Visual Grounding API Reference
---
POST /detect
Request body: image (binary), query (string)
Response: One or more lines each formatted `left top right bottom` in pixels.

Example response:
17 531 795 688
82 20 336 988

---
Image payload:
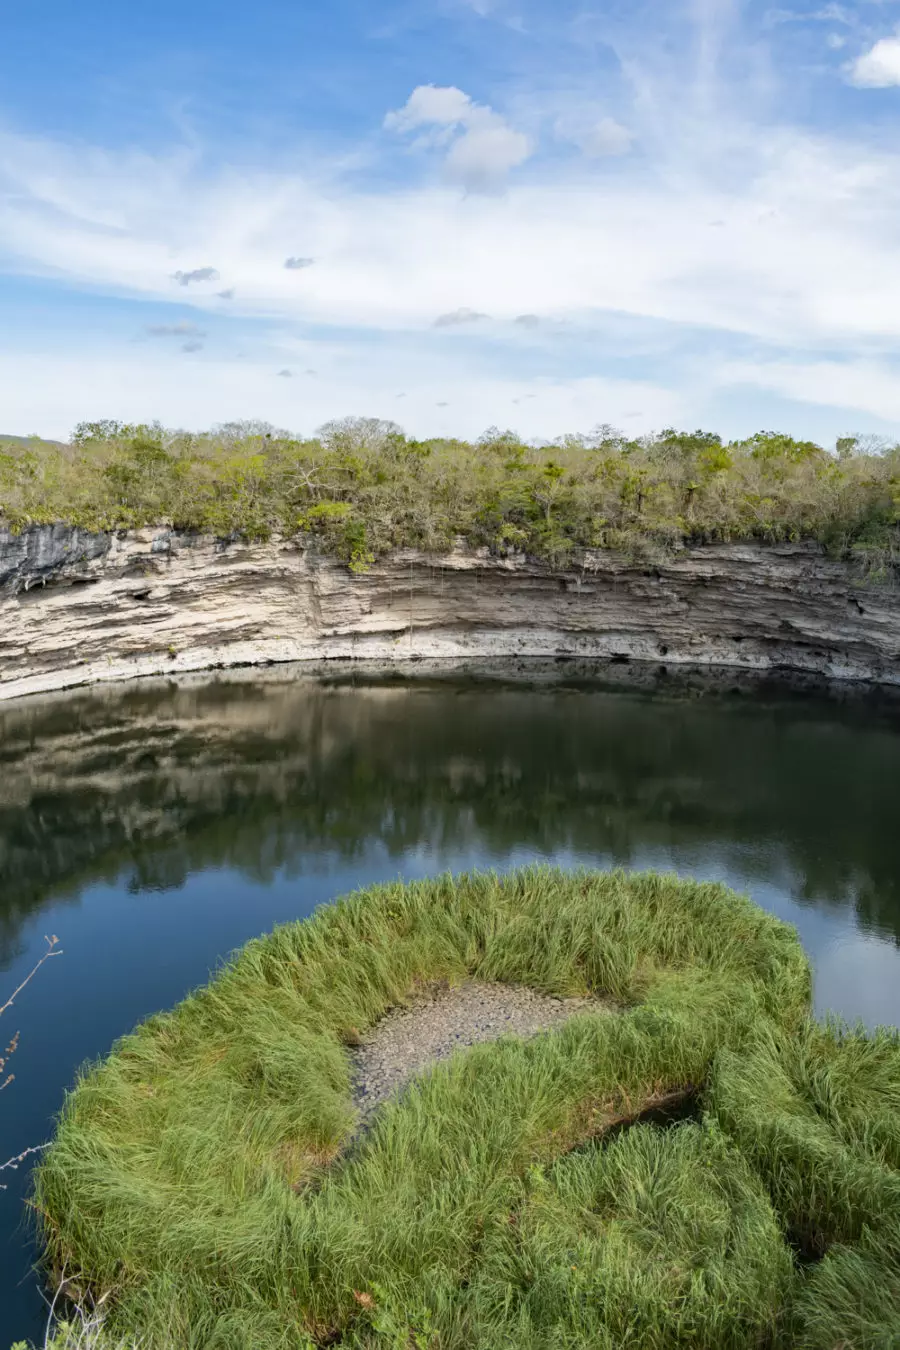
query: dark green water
2 662 900 1345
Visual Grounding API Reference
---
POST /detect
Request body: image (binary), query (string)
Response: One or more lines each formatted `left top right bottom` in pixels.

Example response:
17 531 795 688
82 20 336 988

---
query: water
1 660 900 1345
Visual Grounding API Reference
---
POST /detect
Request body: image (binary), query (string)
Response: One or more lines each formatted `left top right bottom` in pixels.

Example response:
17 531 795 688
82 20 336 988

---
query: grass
28 866 900 1348
2 418 899 574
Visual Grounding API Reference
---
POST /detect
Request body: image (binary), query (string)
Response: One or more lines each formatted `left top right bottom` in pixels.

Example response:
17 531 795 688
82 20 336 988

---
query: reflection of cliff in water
1 662 899 965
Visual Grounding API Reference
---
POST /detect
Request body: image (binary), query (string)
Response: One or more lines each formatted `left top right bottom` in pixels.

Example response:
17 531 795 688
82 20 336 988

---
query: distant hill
0 433 66 448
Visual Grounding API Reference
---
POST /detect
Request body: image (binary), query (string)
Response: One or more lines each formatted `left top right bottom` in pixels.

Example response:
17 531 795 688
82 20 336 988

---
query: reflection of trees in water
0 669 899 966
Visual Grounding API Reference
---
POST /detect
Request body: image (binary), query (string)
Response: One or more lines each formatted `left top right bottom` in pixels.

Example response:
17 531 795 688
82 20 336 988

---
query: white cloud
7 33 900 442
716 355 900 422
13 337 900 441
0 346 689 442
385 84 531 190
443 112 531 189
847 32 900 87
577 117 634 157
2 114 900 364
826 33 846 50
6 120 900 354
384 85 474 132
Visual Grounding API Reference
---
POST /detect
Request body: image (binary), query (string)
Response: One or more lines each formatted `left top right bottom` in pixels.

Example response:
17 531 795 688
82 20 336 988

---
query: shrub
1 420 897 572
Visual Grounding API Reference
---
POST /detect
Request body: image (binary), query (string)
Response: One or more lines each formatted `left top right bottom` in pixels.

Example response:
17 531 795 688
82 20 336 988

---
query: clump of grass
29 866 900 1349
708 1020 900 1254
707 1018 900 1346
452 1119 794 1349
793 1221 900 1349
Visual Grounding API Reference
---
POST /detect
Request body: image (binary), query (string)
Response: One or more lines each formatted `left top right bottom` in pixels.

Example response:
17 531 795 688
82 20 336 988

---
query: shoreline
4 632 900 704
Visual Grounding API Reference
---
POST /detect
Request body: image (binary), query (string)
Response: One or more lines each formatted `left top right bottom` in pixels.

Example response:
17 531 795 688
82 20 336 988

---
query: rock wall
1 524 899 700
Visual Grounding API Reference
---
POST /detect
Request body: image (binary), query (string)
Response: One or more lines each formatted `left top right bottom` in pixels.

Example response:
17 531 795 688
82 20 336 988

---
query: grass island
31 867 900 1349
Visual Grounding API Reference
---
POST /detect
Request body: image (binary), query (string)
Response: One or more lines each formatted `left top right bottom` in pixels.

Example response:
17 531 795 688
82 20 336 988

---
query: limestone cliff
1 524 898 699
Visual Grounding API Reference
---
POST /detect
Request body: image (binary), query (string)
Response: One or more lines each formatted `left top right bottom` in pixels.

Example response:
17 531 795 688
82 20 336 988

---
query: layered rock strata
1 524 898 699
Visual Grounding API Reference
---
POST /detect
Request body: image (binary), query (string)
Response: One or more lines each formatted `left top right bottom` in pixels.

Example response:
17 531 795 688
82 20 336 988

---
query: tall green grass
707 1019 900 1347
30 868 900 1348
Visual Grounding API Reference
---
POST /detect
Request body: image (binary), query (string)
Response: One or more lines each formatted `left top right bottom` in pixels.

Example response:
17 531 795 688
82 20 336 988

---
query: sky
3 0 900 444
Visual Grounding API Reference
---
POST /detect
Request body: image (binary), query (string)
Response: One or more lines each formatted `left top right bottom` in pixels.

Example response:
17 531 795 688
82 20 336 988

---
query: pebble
349 980 608 1121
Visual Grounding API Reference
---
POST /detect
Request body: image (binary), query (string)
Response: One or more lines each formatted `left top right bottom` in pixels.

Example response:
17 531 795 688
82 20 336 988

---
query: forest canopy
1 418 898 574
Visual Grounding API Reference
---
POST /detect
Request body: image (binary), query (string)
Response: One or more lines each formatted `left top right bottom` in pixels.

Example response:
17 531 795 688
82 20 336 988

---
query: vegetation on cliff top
30 866 900 1348
1 418 899 573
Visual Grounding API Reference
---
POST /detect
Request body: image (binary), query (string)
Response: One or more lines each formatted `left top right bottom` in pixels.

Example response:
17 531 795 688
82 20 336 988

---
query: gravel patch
350 980 611 1121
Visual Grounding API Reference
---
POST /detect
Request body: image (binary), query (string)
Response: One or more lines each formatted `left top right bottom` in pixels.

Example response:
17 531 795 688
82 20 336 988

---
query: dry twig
1 935 63 1188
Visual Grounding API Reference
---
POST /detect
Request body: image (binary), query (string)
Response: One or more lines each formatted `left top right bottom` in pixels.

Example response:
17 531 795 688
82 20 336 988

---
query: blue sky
3 0 900 443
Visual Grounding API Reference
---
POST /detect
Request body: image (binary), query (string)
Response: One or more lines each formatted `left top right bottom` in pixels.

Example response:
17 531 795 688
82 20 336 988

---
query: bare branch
0 935 62 1020
0 1141 51 1188
2 934 63 1189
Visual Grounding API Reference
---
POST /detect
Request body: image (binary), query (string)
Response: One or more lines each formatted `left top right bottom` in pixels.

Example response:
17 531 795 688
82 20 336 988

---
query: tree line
1 417 897 574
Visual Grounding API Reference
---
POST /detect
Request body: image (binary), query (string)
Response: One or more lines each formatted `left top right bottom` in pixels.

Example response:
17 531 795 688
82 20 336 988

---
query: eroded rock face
0 525 898 699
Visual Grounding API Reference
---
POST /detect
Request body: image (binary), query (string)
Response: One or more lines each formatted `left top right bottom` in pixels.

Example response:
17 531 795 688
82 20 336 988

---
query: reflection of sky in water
394 838 900 1029
813 933 900 1027
12 832 888 1079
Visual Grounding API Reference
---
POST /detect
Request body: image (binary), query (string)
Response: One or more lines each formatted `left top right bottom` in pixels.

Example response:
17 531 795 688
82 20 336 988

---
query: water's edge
2 523 899 700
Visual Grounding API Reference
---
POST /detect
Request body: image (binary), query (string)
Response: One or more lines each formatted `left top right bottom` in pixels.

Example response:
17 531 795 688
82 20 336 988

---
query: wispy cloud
555 115 634 158
147 322 206 338
5 114 900 358
718 355 900 423
578 118 634 157
6 1 900 439
816 3 854 23
763 4 856 26
277 368 293 377
434 307 490 327
181 340 203 353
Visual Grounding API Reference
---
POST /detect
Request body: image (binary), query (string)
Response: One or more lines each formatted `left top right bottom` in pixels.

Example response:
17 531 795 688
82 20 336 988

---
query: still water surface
1 662 900 1344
